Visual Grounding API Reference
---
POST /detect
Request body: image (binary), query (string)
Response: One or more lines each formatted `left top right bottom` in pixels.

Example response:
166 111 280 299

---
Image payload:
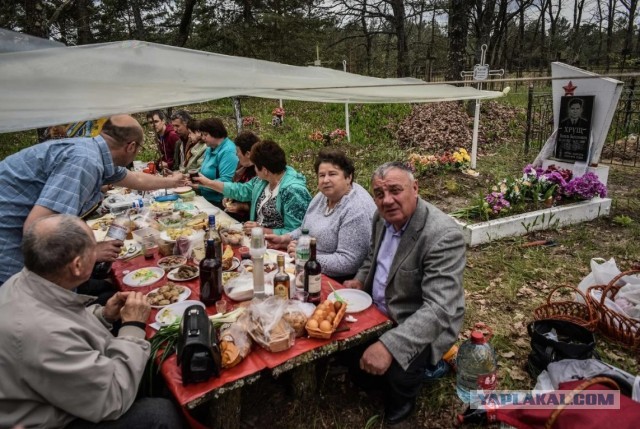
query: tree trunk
174 0 196 47
390 0 409 77
75 0 93 45
447 0 470 82
232 97 243 133
570 0 586 62
605 0 617 72
129 0 146 41
474 0 497 64
24 0 47 38
621 0 638 57
360 0 373 76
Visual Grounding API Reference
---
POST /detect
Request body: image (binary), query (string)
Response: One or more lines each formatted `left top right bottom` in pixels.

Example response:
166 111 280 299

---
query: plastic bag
247 296 294 352
617 282 640 320
576 258 620 303
282 300 314 337
224 270 254 301
175 229 204 258
219 318 252 369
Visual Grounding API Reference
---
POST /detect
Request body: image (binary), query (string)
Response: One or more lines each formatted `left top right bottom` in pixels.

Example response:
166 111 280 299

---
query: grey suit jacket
355 198 465 370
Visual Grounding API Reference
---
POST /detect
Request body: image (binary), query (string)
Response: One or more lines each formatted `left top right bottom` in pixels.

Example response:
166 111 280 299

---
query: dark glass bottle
199 239 222 306
303 237 321 304
209 216 222 255
273 254 290 299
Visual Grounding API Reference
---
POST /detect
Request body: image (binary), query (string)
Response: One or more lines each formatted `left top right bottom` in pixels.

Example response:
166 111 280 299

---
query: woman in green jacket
193 139 311 235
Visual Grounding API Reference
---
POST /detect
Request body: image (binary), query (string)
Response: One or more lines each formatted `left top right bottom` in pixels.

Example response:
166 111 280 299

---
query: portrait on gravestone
555 96 594 162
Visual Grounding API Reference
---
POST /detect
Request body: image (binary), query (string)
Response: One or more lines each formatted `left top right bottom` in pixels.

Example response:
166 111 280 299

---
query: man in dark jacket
147 110 180 170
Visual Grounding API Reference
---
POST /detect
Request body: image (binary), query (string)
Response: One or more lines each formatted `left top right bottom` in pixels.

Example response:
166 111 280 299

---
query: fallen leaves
395 101 525 154
504 366 528 381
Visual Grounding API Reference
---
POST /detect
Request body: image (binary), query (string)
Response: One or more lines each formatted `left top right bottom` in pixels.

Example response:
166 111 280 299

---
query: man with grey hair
0 114 189 285
344 161 465 425
0 214 182 428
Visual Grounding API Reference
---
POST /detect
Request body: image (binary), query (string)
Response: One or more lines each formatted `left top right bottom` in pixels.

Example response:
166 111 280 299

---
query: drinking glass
215 300 228 315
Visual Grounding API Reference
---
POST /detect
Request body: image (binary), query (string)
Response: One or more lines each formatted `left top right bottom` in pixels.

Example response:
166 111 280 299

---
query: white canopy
0 40 504 133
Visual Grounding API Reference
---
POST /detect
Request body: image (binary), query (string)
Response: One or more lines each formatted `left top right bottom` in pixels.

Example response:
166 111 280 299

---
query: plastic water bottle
293 228 310 294
456 330 497 404
109 198 149 215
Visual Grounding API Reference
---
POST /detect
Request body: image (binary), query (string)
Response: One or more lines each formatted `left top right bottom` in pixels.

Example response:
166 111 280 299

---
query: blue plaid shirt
0 136 127 284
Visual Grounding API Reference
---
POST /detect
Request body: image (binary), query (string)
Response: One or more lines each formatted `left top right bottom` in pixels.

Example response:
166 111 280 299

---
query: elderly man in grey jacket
344 162 465 425
0 214 182 429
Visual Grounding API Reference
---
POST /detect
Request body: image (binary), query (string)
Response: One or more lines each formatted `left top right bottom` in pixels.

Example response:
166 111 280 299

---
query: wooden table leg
208 388 242 429
287 362 317 400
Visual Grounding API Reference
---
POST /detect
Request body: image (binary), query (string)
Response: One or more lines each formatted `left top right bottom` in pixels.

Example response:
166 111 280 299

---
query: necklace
323 187 352 217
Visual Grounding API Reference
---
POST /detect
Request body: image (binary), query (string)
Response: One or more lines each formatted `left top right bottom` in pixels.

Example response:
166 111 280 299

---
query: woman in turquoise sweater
196 118 238 208
195 140 311 235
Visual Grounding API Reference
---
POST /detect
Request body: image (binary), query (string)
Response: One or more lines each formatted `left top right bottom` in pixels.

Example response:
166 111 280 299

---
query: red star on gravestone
563 81 577 96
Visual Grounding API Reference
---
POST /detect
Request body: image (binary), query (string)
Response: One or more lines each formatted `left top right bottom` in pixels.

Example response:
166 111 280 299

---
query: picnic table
108 196 392 428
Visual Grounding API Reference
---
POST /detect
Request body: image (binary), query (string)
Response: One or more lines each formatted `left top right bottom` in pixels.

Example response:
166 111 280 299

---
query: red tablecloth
112 253 390 407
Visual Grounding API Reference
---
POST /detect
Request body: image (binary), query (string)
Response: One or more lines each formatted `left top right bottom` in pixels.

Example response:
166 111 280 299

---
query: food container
131 227 161 246
157 215 185 230
177 190 196 202
158 240 175 257
220 227 244 246
305 300 348 339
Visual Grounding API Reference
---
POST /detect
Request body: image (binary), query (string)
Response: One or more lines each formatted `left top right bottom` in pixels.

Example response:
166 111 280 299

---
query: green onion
328 283 346 304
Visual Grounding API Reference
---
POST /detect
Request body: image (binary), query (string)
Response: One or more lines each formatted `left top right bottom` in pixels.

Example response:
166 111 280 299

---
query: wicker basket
533 285 599 332
586 270 640 351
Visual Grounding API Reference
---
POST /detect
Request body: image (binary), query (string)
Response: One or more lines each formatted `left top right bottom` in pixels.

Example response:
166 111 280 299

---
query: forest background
3 0 640 83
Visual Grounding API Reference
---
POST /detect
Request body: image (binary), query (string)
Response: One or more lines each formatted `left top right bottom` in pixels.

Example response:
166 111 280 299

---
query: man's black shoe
384 399 415 425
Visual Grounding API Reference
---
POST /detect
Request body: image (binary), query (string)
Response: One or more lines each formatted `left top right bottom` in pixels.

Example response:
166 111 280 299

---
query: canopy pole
471 98 480 169
343 60 350 142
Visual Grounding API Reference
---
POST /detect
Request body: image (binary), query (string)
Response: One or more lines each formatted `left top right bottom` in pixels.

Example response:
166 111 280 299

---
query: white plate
224 257 240 272
328 289 373 313
265 248 294 264
122 267 165 287
155 300 205 327
117 241 142 259
167 266 199 281
157 255 188 271
146 285 192 308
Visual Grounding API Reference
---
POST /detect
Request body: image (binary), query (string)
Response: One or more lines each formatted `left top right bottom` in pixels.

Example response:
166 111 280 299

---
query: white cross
460 44 505 169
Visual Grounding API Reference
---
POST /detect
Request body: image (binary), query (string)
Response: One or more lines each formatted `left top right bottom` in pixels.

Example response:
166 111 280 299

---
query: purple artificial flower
562 172 607 200
523 164 544 179
542 170 567 188
485 192 511 214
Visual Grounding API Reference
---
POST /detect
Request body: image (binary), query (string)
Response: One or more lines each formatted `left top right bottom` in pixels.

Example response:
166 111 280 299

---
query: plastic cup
188 169 199 181
293 289 309 302
215 300 227 315
142 239 158 260
238 246 251 260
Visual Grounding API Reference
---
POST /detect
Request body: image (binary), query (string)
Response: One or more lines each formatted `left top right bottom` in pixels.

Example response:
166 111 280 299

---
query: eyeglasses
130 140 144 151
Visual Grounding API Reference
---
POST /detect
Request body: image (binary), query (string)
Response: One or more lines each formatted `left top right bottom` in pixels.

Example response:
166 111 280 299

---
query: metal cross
460 44 505 169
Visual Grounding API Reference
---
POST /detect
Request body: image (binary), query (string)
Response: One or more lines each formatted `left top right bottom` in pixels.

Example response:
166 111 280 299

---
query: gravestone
534 63 623 186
